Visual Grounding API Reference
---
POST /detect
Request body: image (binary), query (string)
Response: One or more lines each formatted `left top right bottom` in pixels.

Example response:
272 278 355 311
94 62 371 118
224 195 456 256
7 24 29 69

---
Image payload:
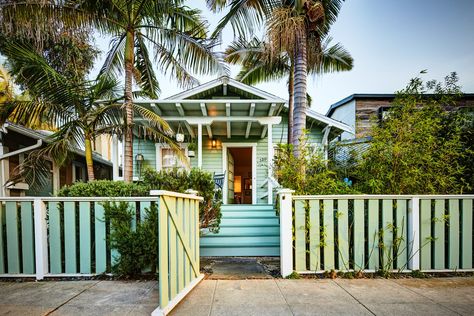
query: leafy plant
57 180 148 198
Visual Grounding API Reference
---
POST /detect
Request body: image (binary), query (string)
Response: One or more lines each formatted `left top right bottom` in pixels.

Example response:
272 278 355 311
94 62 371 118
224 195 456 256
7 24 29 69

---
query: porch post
197 123 203 169
279 189 294 278
267 123 273 204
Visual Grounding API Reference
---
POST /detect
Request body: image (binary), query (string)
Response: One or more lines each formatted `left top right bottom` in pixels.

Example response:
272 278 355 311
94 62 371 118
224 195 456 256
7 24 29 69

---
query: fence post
278 189 294 278
407 197 420 271
33 199 48 280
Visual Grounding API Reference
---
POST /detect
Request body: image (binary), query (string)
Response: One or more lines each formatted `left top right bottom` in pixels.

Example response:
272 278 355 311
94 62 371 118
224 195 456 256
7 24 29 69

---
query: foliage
102 201 158 277
57 180 148 198
142 168 222 231
354 72 472 194
273 137 357 195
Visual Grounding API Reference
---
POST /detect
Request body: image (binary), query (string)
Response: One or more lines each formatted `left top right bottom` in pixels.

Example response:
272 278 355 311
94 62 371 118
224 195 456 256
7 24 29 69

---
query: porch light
176 133 185 143
135 153 145 163
211 138 217 148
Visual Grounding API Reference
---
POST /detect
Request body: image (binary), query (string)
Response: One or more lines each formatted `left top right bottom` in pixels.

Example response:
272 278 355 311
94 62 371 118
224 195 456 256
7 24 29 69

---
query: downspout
322 125 332 164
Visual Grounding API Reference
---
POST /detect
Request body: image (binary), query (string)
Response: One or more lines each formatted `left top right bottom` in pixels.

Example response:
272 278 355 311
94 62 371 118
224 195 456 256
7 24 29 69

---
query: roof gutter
0 139 43 161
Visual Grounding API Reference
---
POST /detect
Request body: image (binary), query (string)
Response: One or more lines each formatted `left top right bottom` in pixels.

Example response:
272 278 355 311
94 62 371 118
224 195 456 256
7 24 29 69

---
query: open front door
227 149 234 204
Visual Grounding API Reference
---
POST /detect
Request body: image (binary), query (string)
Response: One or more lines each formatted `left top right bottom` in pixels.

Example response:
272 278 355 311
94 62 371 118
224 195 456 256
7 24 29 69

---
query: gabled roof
3 122 112 166
165 76 287 103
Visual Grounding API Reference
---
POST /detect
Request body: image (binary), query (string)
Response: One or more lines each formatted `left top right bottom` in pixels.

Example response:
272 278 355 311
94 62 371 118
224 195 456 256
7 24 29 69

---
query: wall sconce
135 153 145 163
211 138 217 148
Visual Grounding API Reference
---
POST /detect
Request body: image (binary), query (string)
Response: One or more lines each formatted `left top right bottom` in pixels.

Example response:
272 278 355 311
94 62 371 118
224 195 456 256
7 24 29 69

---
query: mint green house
122 76 353 255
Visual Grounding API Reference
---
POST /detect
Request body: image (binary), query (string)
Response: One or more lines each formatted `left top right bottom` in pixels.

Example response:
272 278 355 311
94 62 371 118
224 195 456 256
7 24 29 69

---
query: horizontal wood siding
133 139 156 178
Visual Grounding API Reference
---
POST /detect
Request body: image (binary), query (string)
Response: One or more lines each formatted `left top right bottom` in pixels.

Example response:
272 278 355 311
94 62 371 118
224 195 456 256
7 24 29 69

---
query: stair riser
221 204 274 211
200 236 280 246
214 226 280 235
220 218 279 226
200 247 280 257
221 211 277 218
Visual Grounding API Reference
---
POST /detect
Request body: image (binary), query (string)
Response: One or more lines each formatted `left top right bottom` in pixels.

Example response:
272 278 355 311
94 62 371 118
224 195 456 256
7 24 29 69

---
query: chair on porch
213 171 225 200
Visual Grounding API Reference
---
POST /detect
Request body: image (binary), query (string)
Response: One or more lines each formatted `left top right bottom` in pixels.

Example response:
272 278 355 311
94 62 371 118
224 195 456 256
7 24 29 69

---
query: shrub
273 140 357 195
57 179 148 197
141 168 221 231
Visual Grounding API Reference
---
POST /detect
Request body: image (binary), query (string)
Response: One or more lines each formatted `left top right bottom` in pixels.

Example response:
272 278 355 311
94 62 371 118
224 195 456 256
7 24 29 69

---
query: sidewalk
0 277 473 315
170 277 474 316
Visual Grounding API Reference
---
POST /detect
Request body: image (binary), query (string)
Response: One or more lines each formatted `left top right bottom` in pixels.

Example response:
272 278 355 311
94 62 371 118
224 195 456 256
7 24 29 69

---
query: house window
156 144 189 171
378 106 391 121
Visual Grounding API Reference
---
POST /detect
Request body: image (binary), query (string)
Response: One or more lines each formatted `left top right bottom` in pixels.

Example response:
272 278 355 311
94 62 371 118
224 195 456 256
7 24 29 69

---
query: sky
7 0 473 115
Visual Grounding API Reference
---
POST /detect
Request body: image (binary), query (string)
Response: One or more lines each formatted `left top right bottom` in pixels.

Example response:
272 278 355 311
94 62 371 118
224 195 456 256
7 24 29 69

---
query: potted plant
187 141 197 157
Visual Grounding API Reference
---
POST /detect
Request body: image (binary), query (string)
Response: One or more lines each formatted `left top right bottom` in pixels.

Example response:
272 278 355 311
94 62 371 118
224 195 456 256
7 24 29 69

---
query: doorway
223 144 256 204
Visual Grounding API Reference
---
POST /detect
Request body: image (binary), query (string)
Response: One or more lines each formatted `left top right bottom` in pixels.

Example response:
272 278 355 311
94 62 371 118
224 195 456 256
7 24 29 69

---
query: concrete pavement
0 277 473 315
170 277 474 316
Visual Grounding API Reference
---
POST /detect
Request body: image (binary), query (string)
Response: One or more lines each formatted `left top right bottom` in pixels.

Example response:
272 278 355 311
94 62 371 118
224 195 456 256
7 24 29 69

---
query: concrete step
219 217 280 226
200 236 280 246
200 246 280 257
212 226 280 236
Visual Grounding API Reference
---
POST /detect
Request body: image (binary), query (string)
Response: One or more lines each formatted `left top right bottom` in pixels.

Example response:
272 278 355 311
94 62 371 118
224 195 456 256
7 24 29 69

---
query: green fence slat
176 198 184 292
49 202 62 274
79 202 91 274
381 200 393 270
367 200 379 270
448 199 460 269
94 203 107 274
194 200 200 275
353 199 365 270
461 199 473 269
309 200 320 271
184 199 191 286
323 200 335 270
433 199 445 269
295 200 306 271
140 201 151 222
158 197 169 309
396 199 408 270
0 204 4 274
20 202 35 274
64 202 76 274
337 199 349 270
168 197 178 300
6 202 20 274
420 199 432 270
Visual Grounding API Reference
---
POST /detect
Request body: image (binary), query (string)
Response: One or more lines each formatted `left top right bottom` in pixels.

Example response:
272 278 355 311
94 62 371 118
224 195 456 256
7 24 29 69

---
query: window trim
155 143 189 171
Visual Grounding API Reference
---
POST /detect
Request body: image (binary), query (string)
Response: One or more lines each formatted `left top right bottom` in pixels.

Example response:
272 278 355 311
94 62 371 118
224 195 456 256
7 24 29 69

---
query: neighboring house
326 93 474 141
113 76 353 205
0 122 113 197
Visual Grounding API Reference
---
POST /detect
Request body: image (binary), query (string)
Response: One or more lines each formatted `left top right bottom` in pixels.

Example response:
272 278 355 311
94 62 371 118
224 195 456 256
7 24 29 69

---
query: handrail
292 194 474 200
150 190 204 201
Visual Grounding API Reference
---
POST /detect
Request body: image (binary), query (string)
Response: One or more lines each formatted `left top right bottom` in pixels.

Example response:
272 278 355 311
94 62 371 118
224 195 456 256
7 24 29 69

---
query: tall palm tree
211 0 346 155
1 41 176 184
225 34 352 144
1 0 226 182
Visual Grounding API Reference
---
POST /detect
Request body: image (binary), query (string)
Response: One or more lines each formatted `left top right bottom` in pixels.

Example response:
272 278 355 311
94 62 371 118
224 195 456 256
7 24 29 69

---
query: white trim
138 116 282 125
307 109 354 134
267 123 273 204
135 99 285 104
197 124 202 168
222 142 257 205
151 274 205 316
164 76 286 102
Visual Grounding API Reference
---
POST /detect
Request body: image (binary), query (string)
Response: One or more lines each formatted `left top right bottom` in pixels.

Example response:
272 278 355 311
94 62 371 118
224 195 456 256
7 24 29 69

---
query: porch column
111 135 119 180
267 123 273 204
0 142 7 197
197 123 203 169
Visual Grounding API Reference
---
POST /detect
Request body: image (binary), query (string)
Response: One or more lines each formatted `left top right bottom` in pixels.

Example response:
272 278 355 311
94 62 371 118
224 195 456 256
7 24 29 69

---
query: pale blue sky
5 0 472 114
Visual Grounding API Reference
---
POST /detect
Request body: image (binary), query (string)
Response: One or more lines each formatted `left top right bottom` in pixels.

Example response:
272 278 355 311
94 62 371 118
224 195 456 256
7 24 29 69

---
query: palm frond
134 34 160 98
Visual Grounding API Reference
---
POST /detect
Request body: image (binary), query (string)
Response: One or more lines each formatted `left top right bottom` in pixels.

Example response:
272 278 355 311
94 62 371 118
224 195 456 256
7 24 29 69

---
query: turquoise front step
200 204 280 257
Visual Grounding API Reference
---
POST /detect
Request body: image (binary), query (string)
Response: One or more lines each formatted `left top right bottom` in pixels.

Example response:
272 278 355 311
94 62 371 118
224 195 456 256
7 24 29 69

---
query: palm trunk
84 134 95 181
123 29 135 183
292 31 308 157
288 62 294 145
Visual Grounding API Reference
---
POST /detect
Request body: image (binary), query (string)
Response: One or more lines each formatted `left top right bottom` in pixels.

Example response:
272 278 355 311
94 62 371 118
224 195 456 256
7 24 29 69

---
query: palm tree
225 34 352 144
211 0 346 155
1 0 225 182
1 41 176 183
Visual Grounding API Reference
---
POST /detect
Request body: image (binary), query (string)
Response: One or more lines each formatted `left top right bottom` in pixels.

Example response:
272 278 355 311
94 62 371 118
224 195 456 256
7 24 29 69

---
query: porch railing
278 191 474 277
0 191 203 316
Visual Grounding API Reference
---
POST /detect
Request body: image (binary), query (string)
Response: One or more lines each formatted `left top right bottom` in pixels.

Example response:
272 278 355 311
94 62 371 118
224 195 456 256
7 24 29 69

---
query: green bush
57 179 148 197
103 201 158 277
141 167 222 231
273 140 357 195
